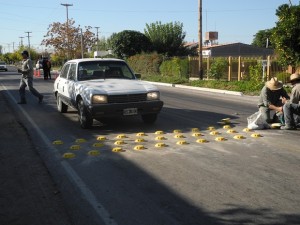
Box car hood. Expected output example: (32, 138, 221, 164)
(79, 79, 159, 95)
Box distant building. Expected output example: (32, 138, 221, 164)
(185, 42, 274, 58)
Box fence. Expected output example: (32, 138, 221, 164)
(188, 56, 285, 81)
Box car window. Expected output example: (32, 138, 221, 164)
(77, 61, 135, 81)
(60, 64, 71, 79)
(68, 63, 77, 81)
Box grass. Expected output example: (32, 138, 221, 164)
(141, 74, 266, 96)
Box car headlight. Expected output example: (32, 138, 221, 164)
(92, 95, 107, 104)
(147, 91, 160, 100)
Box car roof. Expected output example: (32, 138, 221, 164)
(67, 58, 125, 63)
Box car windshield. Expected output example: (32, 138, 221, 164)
(77, 61, 135, 81)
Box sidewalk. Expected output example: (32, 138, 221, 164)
(0, 91, 73, 225)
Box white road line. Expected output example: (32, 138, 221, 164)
(1, 83, 118, 225)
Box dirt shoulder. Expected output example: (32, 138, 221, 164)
(0, 90, 73, 225)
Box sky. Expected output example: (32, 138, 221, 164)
(0, 0, 297, 53)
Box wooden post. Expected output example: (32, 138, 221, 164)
(267, 55, 271, 81)
(238, 56, 241, 81)
(228, 56, 232, 81)
(207, 56, 210, 79)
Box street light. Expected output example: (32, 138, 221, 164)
(61, 3, 73, 59)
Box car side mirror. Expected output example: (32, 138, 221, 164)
(135, 73, 141, 79)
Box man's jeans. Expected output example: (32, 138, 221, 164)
(19, 77, 43, 101)
(283, 102, 300, 127)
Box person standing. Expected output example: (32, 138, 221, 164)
(257, 77, 290, 124)
(17, 50, 43, 104)
(281, 73, 300, 130)
(42, 57, 51, 80)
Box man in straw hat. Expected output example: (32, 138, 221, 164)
(257, 77, 289, 125)
(281, 73, 300, 130)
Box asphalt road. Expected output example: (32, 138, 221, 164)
(1, 69, 299, 225)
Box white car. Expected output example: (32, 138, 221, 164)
(54, 58, 163, 128)
(0, 61, 8, 71)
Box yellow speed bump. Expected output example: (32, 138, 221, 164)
(96, 136, 107, 141)
(191, 128, 199, 132)
(196, 138, 208, 143)
(53, 140, 63, 145)
(192, 132, 203, 137)
(173, 129, 182, 133)
(92, 142, 104, 147)
(70, 145, 81, 150)
(176, 140, 189, 145)
(75, 138, 86, 143)
(155, 143, 167, 148)
(227, 129, 237, 134)
(155, 130, 164, 135)
(114, 140, 126, 145)
(223, 125, 231, 129)
(88, 150, 100, 156)
(243, 128, 252, 132)
(215, 136, 226, 141)
(135, 138, 146, 143)
(136, 132, 147, 137)
(155, 136, 167, 140)
(63, 152, 76, 159)
(112, 147, 125, 152)
(174, 134, 185, 138)
(134, 145, 145, 150)
(251, 133, 262, 138)
(221, 118, 231, 124)
(233, 135, 245, 140)
(116, 134, 127, 139)
(207, 126, 215, 131)
(210, 131, 220, 135)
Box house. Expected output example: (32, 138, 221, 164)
(185, 42, 274, 58)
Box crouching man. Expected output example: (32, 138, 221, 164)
(281, 73, 300, 130)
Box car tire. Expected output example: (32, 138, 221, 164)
(57, 95, 68, 113)
(142, 114, 157, 124)
(78, 99, 93, 129)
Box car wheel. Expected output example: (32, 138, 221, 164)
(57, 95, 68, 113)
(78, 99, 93, 129)
(142, 114, 157, 124)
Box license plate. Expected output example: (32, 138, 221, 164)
(123, 108, 138, 116)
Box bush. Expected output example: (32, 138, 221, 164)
(159, 57, 189, 78)
(127, 53, 163, 75)
(208, 58, 228, 80)
(275, 72, 290, 83)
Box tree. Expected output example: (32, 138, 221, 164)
(42, 19, 96, 60)
(108, 30, 152, 58)
(252, 29, 274, 48)
(144, 21, 186, 56)
(272, 4, 300, 68)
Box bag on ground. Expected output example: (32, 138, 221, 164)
(247, 111, 269, 130)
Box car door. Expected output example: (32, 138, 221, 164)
(64, 63, 77, 106)
(56, 63, 70, 103)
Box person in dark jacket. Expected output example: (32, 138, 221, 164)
(42, 57, 51, 80)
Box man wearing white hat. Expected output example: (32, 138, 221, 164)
(257, 77, 290, 124)
(281, 73, 300, 130)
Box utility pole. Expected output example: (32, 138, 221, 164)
(25, 31, 32, 58)
(19, 36, 24, 47)
(198, 0, 203, 80)
(80, 28, 84, 58)
(95, 26, 100, 51)
(61, 3, 73, 59)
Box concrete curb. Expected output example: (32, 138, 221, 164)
(145, 81, 244, 96)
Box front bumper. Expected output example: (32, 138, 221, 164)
(88, 100, 163, 119)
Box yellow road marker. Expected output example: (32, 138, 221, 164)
(63, 152, 76, 159)
(196, 138, 208, 143)
(75, 138, 86, 143)
(134, 145, 145, 150)
(215, 136, 226, 141)
(52, 140, 63, 145)
(155, 130, 164, 135)
(70, 145, 81, 150)
(93, 143, 104, 147)
(88, 150, 100, 156)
